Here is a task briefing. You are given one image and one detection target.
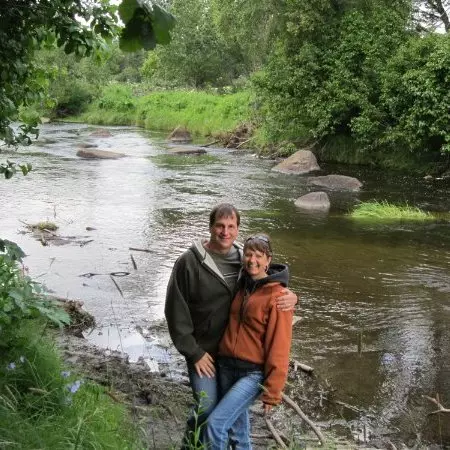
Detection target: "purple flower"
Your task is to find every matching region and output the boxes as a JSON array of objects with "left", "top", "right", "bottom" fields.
[
  {"left": 61, "top": 371, "right": 71, "bottom": 378},
  {"left": 7, "top": 362, "right": 16, "bottom": 370},
  {"left": 67, "top": 380, "right": 83, "bottom": 394}
]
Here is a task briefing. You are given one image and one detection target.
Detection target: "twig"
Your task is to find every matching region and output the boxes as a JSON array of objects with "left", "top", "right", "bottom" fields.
[
  {"left": 110, "top": 275, "right": 124, "bottom": 298},
  {"left": 334, "top": 399, "right": 362, "bottom": 413},
  {"left": 423, "top": 394, "right": 450, "bottom": 414},
  {"left": 282, "top": 393, "right": 326, "bottom": 445},
  {"left": 79, "top": 239, "right": 94, "bottom": 247},
  {"left": 129, "top": 247, "right": 153, "bottom": 253},
  {"left": 264, "top": 417, "right": 287, "bottom": 449},
  {"left": 130, "top": 254, "right": 137, "bottom": 270},
  {"left": 236, "top": 138, "right": 252, "bottom": 149},
  {"left": 292, "top": 359, "right": 314, "bottom": 374},
  {"left": 200, "top": 140, "right": 219, "bottom": 148}
]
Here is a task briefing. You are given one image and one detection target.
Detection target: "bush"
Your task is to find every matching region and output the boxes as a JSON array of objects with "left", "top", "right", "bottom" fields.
[{"left": 97, "top": 84, "right": 136, "bottom": 112}]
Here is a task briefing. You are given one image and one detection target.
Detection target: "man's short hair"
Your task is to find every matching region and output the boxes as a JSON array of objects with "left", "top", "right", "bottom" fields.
[{"left": 209, "top": 203, "right": 240, "bottom": 227}]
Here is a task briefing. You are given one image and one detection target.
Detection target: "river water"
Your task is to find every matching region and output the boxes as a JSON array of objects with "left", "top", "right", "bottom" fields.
[{"left": 1, "top": 123, "right": 449, "bottom": 446}]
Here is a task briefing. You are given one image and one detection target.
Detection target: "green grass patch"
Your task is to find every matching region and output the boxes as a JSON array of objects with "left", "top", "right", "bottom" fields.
[
  {"left": 29, "top": 221, "right": 58, "bottom": 231},
  {"left": 136, "top": 90, "right": 251, "bottom": 136},
  {"left": 350, "top": 201, "right": 435, "bottom": 221},
  {"left": 0, "top": 320, "right": 142, "bottom": 449}
]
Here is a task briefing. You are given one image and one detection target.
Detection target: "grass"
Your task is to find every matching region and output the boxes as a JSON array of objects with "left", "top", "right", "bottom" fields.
[
  {"left": 0, "top": 320, "right": 142, "bottom": 449},
  {"left": 350, "top": 201, "right": 435, "bottom": 221},
  {"left": 30, "top": 221, "right": 58, "bottom": 231}
]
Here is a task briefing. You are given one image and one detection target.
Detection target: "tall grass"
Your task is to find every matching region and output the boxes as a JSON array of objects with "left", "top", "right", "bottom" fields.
[
  {"left": 0, "top": 320, "right": 142, "bottom": 449},
  {"left": 350, "top": 201, "right": 435, "bottom": 221}
]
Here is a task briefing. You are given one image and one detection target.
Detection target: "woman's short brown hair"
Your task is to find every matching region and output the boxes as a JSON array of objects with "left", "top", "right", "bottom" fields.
[{"left": 243, "top": 234, "right": 272, "bottom": 257}]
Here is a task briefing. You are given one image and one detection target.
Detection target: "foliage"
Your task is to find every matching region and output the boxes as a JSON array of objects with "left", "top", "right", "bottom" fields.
[
  {"left": 97, "top": 84, "right": 136, "bottom": 112},
  {"left": 141, "top": 0, "right": 241, "bottom": 88},
  {"left": 0, "top": 0, "right": 174, "bottom": 148},
  {"left": 350, "top": 201, "right": 435, "bottom": 221},
  {"left": 0, "top": 160, "right": 32, "bottom": 179},
  {"left": 0, "top": 240, "right": 70, "bottom": 344},
  {"left": 0, "top": 320, "right": 142, "bottom": 448}
]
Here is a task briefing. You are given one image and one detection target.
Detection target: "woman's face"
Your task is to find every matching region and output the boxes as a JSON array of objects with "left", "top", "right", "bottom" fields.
[{"left": 243, "top": 248, "right": 271, "bottom": 280}]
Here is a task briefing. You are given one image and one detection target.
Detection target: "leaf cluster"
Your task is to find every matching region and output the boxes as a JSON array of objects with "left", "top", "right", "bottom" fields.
[{"left": 0, "top": 240, "right": 70, "bottom": 341}]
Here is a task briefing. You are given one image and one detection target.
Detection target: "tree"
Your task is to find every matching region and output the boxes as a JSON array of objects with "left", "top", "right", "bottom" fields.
[
  {"left": 414, "top": 0, "right": 450, "bottom": 32},
  {"left": 0, "top": 0, "right": 174, "bottom": 155}
]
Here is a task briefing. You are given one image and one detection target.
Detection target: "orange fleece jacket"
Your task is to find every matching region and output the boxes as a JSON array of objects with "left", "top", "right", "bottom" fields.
[{"left": 219, "top": 282, "right": 293, "bottom": 405}]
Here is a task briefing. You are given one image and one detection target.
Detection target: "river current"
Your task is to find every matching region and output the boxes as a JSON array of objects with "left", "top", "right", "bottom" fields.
[{"left": 1, "top": 123, "right": 449, "bottom": 445}]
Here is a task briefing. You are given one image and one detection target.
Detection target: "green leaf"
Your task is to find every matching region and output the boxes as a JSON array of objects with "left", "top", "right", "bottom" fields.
[
  {"left": 118, "top": 0, "right": 140, "bottom": 25},
  {"left": 151, "top": 4, "right": 175, "bottom": 45}
]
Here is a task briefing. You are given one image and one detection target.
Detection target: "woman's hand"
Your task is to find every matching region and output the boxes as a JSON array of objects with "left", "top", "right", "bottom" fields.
[{"left": 275, "top": 288, "right": 298, "bottom": 311}]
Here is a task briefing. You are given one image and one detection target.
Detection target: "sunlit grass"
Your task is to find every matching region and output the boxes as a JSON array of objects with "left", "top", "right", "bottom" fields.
[{"left": 350, "top": 201, "right": 435, "bottom": 221}]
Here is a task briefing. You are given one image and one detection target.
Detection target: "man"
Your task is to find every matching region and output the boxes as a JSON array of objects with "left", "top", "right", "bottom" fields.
[{"left": 165, "top": 203, "right": 297, "bottom": 447}]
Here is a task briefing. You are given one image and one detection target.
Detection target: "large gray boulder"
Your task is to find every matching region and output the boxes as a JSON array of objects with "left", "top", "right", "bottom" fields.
[
  {"left": 308, "top": 174, "right": 362, "bottom": 191},
  {"left": 168, "top": 126, "right": 192, "bottom": 144},
  {"left": 76, "top": 149, "right": 125, "bottom": 159},
  {"left": 272, "top": 150, "right": 320, "bottom": 174},
  {"left": 168, "top": 147, "right": 207, "bottom": 155},
  {"left": 294, "top": 192, "right": 330, "bottom": 212}
]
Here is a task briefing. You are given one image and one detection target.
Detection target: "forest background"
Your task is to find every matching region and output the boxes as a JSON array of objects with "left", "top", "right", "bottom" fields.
[{"left": 3, "top": 0, "right": 450, "bottom": 174}]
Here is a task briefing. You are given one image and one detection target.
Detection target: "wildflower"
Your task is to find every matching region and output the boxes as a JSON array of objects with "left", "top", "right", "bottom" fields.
[
  {"left": 67, "top": 379, "right": 83, "bottom": 394},
  {"left": 7, "top": 362, "right": 16, "bottom": 370},
  {"left": 19, "top": 356, "right": 26, "bottom": 363},
  {"left": 61, "top": 370, "right": 71, "bottom": 378}
]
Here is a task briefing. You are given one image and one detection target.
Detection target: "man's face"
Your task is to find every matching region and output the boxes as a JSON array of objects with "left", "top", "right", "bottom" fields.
[{"left": 209, "top": 213, "right": 239, "bottom": 253}]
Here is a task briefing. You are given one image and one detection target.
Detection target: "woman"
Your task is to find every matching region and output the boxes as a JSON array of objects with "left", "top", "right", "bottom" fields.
[{"left": 205, "top": 234, "right": 293, "bottom": 450}]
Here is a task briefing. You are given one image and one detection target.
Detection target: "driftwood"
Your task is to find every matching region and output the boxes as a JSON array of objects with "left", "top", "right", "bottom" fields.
[
  {"left": 110, "top": 275, "right": 124, "bottom": 298},
  {"left": 129, "top": 247, "right": 153, "bottom": 253},
  {"left": 200, "top": 140, "right": 219, "bottom": 148},
  {"left": 292, "top": 359, "right": 314, "bottom": 374},
  {"left": 236, "top": 138, "right": 252, "bottom": 149},
  {"left": 130, "top": 254, "right": 137, "bottom": 270},
  {"left": 265, "top": 417, "right": 287, "bottom": 449},
  {"left": 423, "top": 394, "right": 450, "bottom": 414},
  {"left": 282, "top": 393, "right": 326, "bottom": 445}
]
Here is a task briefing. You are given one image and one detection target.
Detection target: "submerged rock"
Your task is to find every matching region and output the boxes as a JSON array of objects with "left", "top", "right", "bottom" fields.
[
  {"left": 308, "top": 174, "right": 362, "bottom": 191},
  {"left": 168, "top": 126, "right": 192, "bottom": 144},
  {"left": 76, "top": 149, "right": 125, "bottom": 159},
  {"left": 168, "top": 147, "right": 207, "bottom": 155},
  {"left": 272, "top": 150, "right": 320, "bottom": 174},
  {"left": 294, "top": 191, "right": 330, "bottom": 211},
  {"left": 89, "top": 128, "right": 112, "bottom": 137}
]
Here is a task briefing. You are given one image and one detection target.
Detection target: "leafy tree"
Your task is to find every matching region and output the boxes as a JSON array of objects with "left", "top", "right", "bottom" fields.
[
  {"left": 414, "top": 0, "right": 450, "bottom": 32},
  {"left": 0, "top": 0, "right": 174, "bottom": 151}
]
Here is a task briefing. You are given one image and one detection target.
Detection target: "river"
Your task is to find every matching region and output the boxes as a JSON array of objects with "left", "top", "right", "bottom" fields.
[{"left": 1, "top": 123, "right": 449, "bottom": 446}]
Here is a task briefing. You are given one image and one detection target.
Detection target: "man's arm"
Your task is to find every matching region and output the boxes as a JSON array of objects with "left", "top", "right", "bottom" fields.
[
  {"left": 275, "top": 288, "right": 298, "bottom": 311},
  {"left": 164, "top": 255, "right": 205, "bottom": 364}
]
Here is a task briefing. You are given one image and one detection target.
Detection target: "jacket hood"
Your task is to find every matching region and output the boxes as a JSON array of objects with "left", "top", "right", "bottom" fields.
[{"left": 239, "top": 262, "right": 289, "bottom": 293}]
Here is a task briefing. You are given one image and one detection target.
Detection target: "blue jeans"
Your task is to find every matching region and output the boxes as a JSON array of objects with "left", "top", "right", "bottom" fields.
[
  {"left": 183, "top": 363, "right": 219, "bottom": 448},
  {"left": 205, "top": 359, "right": 264, "bottom": 450}
]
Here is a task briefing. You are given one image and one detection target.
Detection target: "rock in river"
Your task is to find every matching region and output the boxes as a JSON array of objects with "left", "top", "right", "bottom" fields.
[
  {"left": 272, "top": 150, "right": 320, "bottom": 174},
  {"left": 76, "top": 149, "right": 125, "bottom": 159},
  {"left": 308, "top": 174, "right": 362, "bottom": 191},
  {"left": 168, "top": 147, "right": 207, "bottom": 155},
  {"left": 168, "top": 126, "right": 192, "bottom": 144},
  {"left": 294, "top": 192, "right": 330, "bottom": 212}
]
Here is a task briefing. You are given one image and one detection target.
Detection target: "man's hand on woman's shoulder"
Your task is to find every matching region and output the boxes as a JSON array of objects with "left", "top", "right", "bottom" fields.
[{"left": 275, "top": 288, "right": 298, "bottom": 311}]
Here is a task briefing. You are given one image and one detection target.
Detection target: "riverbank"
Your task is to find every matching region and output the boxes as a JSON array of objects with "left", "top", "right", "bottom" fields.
[{"left": 63, "top": 86, "right": 449, "bottom": 175}]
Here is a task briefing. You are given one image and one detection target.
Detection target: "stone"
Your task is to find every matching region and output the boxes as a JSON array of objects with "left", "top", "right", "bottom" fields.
[
  {"left": 294, "top": 192, "right": 330, "bottom": 211},
  {"left": 271, "top": 150, "right": 320, "bottom": 174},
  {"left": 168, "top": 147, "right": 207, "bottom": 155},
  {"left": 76, "top": 149, "right": 125, "bottom": 159},
  {"left": 89, "top": 129, "right": 112, "bottom": 137},
  {"left": 308, "top": 174, "right": 363, "bottom": 191},
  {"left": 168, "top": 126, "right": 192, "bottom": 144}
]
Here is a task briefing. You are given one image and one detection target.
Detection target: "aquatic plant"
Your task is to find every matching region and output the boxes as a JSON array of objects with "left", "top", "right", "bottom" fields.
[{"left": 350, "top": 201, "right": 434, "bottom": 221}]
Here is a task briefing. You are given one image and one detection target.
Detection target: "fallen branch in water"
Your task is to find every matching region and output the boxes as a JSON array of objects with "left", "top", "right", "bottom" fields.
[
  {"left": 282, "top": 393, "right": 326, "bottom": 445},
  {"left": 110, "top": 275, "right": 124, "bottom": 298},
  {"left": 129, "top": 247, "right": 153, "bottom": 253},
  {"left": 423, "top": 394, "right": 450, "bottom": 414},
  {"left": 130, "top": 254, "right": 137, "bottom": 270},
  {"left": 200, "top": 140, "right": 219, "bottom": 148}
]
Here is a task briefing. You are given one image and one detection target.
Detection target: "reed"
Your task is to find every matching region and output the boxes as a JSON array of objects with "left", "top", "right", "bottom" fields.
[{"left": 351, "top": 201, "right": 434, "bottom": 221}]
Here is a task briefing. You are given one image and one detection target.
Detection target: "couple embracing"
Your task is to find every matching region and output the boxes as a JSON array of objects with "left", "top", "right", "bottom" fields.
[{"left": 165, "top": 203, "right": 297, "bottom": 449}]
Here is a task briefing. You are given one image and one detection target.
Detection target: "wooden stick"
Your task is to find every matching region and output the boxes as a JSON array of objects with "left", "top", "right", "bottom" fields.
[
  {"left": 423, "top": 394, "right": 450, "bottom": 414},
  {"left": 129, "top": 247, "right": 153, "bottom": 253},
  {"left": 264, "top": 417, "right": 287, "bottom": 448},
  {"left": 110, "top": 275, "right": 124, "bottom": 298},
  {"left": 292, "top": 359, "right": 314, "bottom": 374},
  {"left": 282, "top": 393, "right": 326, "bottom": 445},
  {"left": 236, "top": 138, "right": 252, "bottom": 149},
  {"left": 200, "top": 140, "right": 219, "bottom": 148},
  {"left": 130, "top": 254, "right": 137, "bottom": 270}
]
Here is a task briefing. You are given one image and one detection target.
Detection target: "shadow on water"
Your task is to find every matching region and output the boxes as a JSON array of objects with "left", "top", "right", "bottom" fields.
[{"left": 1, "top": 123, "right": 449, "bottom": 445}]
